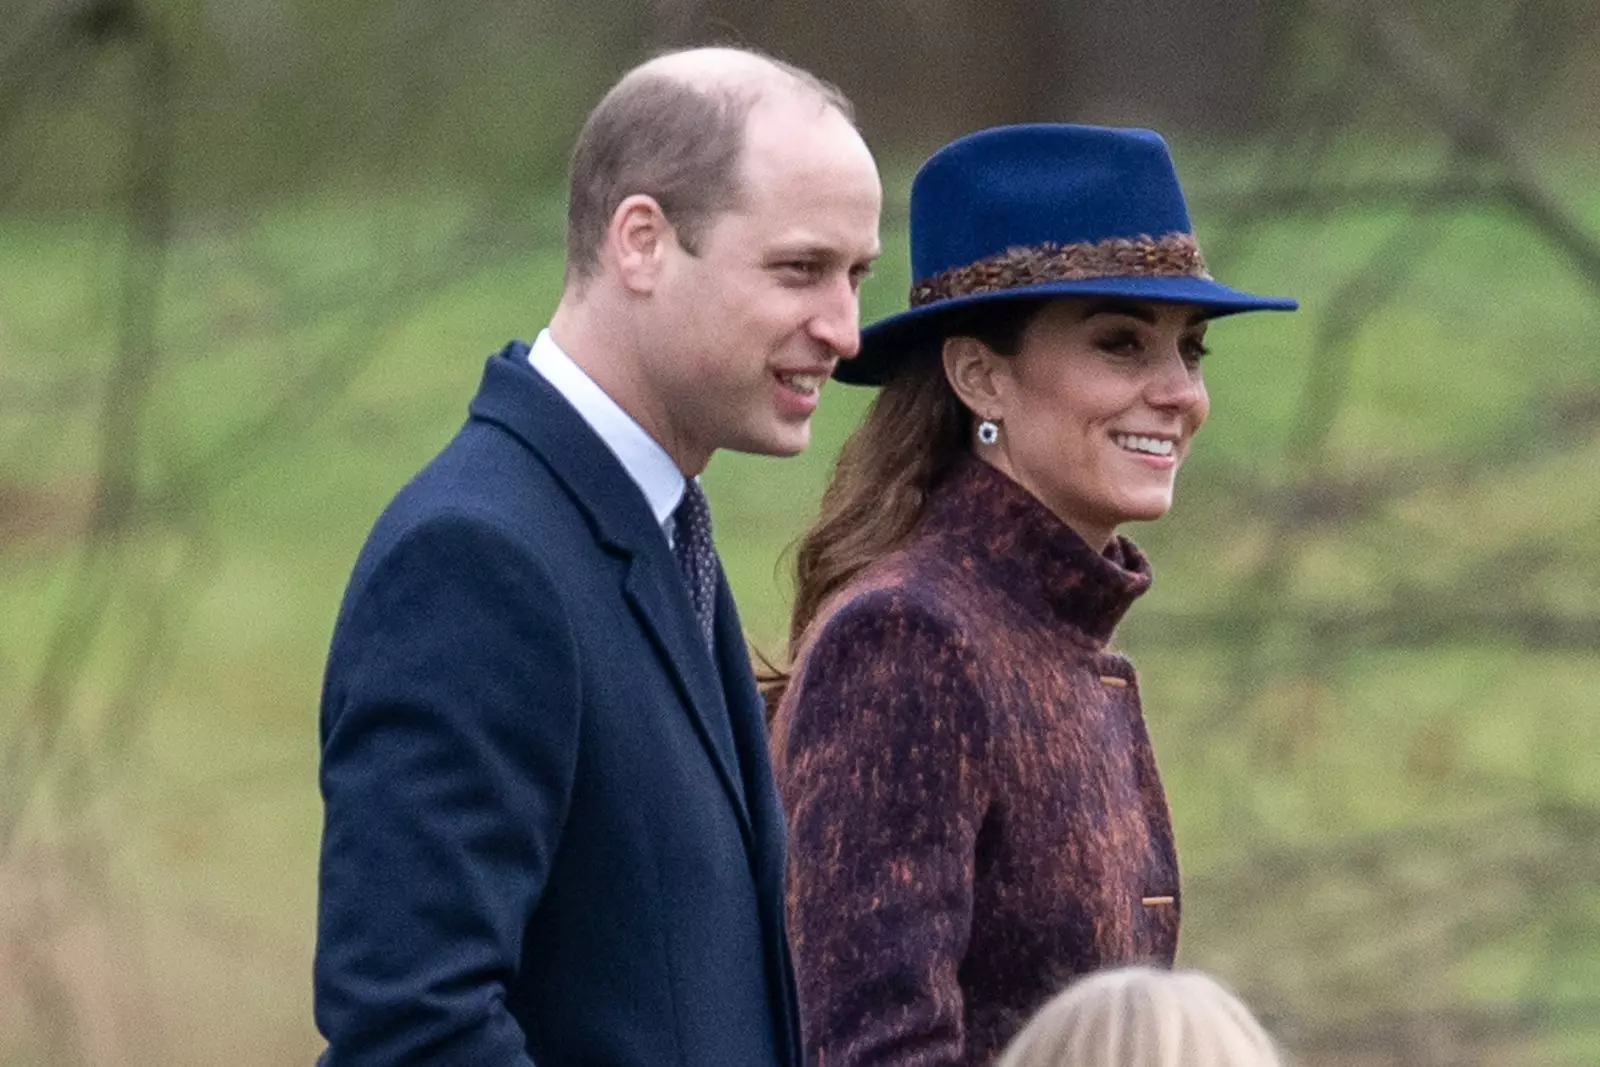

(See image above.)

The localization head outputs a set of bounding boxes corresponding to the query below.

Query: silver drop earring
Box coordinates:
[977,418,1000,445]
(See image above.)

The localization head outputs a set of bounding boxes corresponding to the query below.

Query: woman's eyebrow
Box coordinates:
[1081,299,1158,324]
[1081,301,1209,328]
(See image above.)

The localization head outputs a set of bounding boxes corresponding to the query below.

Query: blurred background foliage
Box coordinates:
[3,0,1600,1064]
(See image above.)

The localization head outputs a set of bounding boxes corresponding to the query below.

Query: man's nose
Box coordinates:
[810,279,862,359]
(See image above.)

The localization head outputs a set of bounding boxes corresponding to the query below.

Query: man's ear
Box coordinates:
[606,194,674,294]
[942,334,1010,423]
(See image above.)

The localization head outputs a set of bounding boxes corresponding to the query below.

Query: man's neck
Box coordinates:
[548,296,710,476]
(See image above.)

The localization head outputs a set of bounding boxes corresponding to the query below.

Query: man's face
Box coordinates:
[644,100,882,470]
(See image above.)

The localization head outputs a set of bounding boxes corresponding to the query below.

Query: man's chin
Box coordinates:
[727,427,812,459]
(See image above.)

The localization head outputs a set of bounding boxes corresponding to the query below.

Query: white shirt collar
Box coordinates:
[527,328,686,541]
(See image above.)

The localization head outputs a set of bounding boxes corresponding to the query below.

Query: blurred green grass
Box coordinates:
[3,164,1600,1063]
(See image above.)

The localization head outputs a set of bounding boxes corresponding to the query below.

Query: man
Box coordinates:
[313,46,881,1067]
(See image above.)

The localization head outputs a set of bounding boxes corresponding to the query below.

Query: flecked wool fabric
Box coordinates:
[773,457,1181,1067]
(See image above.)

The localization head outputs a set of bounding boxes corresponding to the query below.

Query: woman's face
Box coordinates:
[982,298,1211,549]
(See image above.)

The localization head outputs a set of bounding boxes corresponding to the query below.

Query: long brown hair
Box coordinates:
[762,300,1042,714]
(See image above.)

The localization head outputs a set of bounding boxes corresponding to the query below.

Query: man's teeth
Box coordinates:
[1113,433,1175,456]
[779,372,825,392]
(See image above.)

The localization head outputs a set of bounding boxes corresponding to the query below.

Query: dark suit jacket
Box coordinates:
[315,342,801,1066]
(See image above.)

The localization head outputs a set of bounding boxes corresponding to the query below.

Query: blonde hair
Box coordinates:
[994,967,1284,1067]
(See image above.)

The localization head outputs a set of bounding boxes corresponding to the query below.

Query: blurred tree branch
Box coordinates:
[0,4,555,1059]
[1195,0,1600,766]
[1191,794,1600,1062]
[2,0,172,849]
[1144,604,1600,654]
[1315,0,1600,291]
[1196,176,1499,220]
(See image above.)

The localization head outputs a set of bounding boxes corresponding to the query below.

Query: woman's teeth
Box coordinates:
[1113,433,1175,457]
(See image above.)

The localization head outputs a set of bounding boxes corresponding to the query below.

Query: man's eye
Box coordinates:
[1182,338,1211,362]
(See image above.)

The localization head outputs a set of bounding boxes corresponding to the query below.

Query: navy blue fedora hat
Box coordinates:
[838,123,1297,386]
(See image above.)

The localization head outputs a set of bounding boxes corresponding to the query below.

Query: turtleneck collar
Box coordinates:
[917,456,1152,646]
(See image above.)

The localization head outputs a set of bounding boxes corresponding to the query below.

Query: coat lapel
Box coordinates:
[713,576,782,885]
[468,343,753,845]
[620,547,751,832]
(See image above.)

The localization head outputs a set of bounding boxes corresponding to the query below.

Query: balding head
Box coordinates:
[626,46,820,89]
[564,46,855,284]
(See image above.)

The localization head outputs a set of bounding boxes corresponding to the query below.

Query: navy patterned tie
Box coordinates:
[672,479,718,649]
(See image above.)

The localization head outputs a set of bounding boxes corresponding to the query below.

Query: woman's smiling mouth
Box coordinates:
[1111,432,1176,458]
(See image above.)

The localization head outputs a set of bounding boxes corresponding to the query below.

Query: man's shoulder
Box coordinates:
[340,421,592,595]
[377,418,556,522]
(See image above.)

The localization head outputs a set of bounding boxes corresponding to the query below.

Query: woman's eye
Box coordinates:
[1097,330,1142,355]
[1182,337,1211,363]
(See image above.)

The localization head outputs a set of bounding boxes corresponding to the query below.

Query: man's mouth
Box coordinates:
[776,371,827,395]
[1112,433,1177,457]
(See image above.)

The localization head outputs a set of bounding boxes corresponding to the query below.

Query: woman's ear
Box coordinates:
[941,334,1009,423]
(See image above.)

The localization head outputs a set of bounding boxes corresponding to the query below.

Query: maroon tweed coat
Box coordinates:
[772,457,1180,1067]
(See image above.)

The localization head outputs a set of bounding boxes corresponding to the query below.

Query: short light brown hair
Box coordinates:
[564,49,855,282]
[995,967,1285,1067]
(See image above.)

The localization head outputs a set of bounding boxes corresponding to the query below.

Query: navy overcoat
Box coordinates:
[314,343,800,1066]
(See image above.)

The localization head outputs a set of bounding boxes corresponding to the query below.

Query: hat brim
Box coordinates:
[836,275,1299,386]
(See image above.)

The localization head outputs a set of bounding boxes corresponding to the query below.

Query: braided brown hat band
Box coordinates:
[908,232,1211,308]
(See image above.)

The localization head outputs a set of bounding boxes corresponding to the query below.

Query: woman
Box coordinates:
[995,966,1285,1067]
[769,124,1296,1067]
